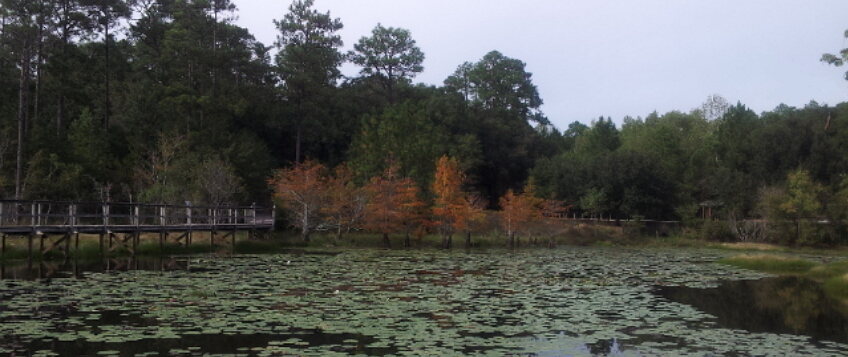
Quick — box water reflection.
[0,257,192,280]
[15,330,394,357]
[656,277,848,344]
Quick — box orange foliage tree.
[269,160,327,242]
[432,155,481,248]
[363,164,425,247]
[461,192,488,247]
[498,184,543,247]
[323,164,368,242]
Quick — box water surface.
[1,248,846,356]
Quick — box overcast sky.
[235,0,848,129]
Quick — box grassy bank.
[718,254,817,274]
[718,254,848,301]
[3,224,846,261]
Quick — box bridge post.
[70,203,78,256]
[102,202,110,256]
[102,203,109,227]
[36,203,44,256]
[132,205,140,256]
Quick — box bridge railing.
[0,200,275,231]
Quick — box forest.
[2,0,848,246]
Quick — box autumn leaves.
[270,156,561,248]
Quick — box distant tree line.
[1,1,847,245]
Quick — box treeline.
[531,101,848,245]
[0,0,551,208]
[2,1,848,245]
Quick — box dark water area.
[7,329,393,357]
[655,276,848,344]
[0,249,340,281]
[0,257,192,280]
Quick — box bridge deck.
[0,223,272,235]
[0,200,276,258]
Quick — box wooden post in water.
[186,202,192,248]
[1,234,5,257]
[27,234,33,261]
[210,208,217,251]
[64,232,70,257]
[102,202,109,256]
[159,205,166,253]
[207,208,213,250]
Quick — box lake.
[1,248,846,356]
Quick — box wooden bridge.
[0,200,275,258]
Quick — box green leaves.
[350,24,425,102]
[446,51,544,124]
[821,28,848,80]
[349,102,451,189]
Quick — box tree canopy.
[1,1,847,246]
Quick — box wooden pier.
[0,200,275,258]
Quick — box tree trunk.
[382,233,390,248]
[301,225,310,243]
[57,0,70,136]
[335,224,343,243]
[295,122,302,163]
[33,21,43,132]
[15,42,30,200]
[104,19,111,130]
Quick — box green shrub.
[701,220,735,242]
